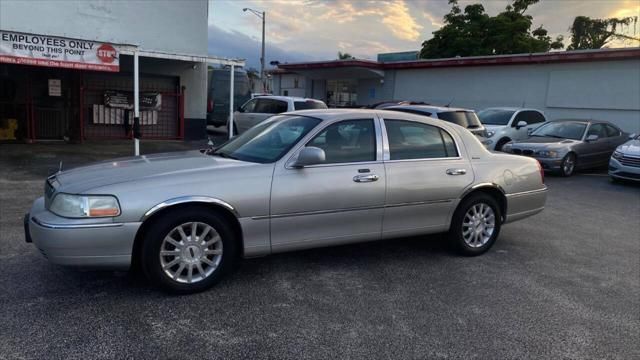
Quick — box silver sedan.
[26,109,547,293]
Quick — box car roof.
[257,95,324,102]
[481,107,542,112]
[385,104,474,113]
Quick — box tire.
[494,138,511,152]
[560,153,577,177]
[141,207,238,294]
[448,193,502,256]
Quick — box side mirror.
[586,134,599,142]
[291,147,325,168]
[236,106,244,113]
[516,120,528,129]
[629,133,637,140]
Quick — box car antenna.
[445,97,455,107]
[521,100,526,107]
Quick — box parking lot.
[0,141,638,360]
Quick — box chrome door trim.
[505,187,548,198]
[141,196,238,222]
[251,199,454,220]
[31,217,124,229]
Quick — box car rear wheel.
[560,153,576,177]
[449,193,501,256]
[141,207,237,294]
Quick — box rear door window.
[384,120,458,160]
[605,124,621,137]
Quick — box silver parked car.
[232,95,326,135]
[502,119,629,177]
[609,133,640,182]
[26,109,547,293]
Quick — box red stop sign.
[97,44,117,64]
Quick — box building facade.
[272,48,640,133]
[0,0,213,142]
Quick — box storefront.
[0,30,190,143]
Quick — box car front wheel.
[449,193,502,256]
[141,207,237,294]
[560,153,576,177]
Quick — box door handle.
[446,168,467,176]
[353,174,379,183]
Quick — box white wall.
[391,59,640,133]
[0,0,208,56]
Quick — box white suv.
[477,108,547,151]
[385,105,490,145]
[231,96,327,135]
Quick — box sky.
[208,0,640,69]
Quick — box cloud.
[207,24,316,69]
[382,1,423,41]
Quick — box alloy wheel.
[563,155,575,176]
[461,203,496,248]
[159,222,223,284]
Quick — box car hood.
[511,136,578,147]
[483,124,506,131]
[53,151,251,194]
[617,139,640,156]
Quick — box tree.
[338,51,354,60]
[567,16,639,50]
[420,0,564,59]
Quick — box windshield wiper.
[212,152,239,160]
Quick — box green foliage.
[420,0,564,59]
[338,52,354,60]
[567,16,639,50]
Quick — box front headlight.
[536,150,559,158]
[50,194,121,218]
[485,130,495,138]
[612,150,623,160]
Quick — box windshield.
[213,115,321,163]
[437,111,482,129]
[294,101,327,110]
[477,109,515,125]
[531,122,587,141]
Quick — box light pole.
[243,7,265,92]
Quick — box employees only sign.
[0,31,120,72]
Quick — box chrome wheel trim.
[159,222,223,284]
[462,203,496,248]
[563,155,575,175]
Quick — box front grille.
[619,155,640,168]
[522,149,534,156]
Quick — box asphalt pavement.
[0,142,638,359]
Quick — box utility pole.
[243,7,266,92]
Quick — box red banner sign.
[0,31,120,72]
